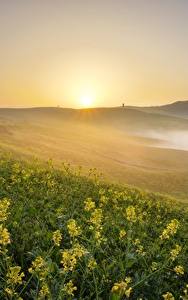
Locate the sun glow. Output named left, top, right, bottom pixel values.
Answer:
left=80, top=95, right=94, bottom=108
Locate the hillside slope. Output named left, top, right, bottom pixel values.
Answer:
left=0, top=156, right=187, bottom=299
left=129, top=100, right=188, bottom=119
left=0, top=107, right=188, bottom=200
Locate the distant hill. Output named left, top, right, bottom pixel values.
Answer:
left=0, top=105, right=188, bottom=133
left=129, top=100, right=188, bottom=118
left=157, top=100, right=188, bottom=117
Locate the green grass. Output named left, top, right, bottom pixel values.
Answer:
left=0, top=154, right=187, bottom=299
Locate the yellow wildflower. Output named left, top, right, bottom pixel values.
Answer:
left=72, top=243, right=86, bottom=258
left=29, top=256, right=48, bottom=281
left=95, top=230, right=101, bottom=240
left=61, top=243, right=86, bottom=272
left=61, top=249, right=77, bottom=272
left=119, top=229, right=127, bottom=239
left=52, top=230, right=62, bottom=246
left=63, top=280, right=77, bottom=296
left=29, top=256, right=44, bottom=272
left=39, top=282, right=50, bottom=298
left=67, top=219, right=81, bottom=238
left=88, top=258, right=97, bottom=271
left=0, top=225, right=10, bottom=246
left=99, top=188, right=105, bottom=196
left=111, top=277, right=132, bottom=298
left=7, top=266, right=24, bottom=285
left=0, top=198, right=10, bottom=222
left=151, top=262, right=158, bottom=271
left=133, top=239, right=146, bottom=256
left=162, top=292, right=175, bottom=300
left=174, top=265, right=184, bottom=275
left=84, top=198, right=95, bottom=211
left=125, top=287, right=132, bottom=298
left=126, top=206, right=137, bottom=223
left=90, top=208, right=103, bottom=227
left=160, top=219, right=180, bottom=240
left=180, top=284, right=188, bottom=300
left=99, top=195, right=108, bottom=206
left=170, top=244, right=182, bottom=261
left=5, top=288, right=13, bottom=296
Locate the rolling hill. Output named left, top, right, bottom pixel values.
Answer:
left=129, top=100, right=188, bottom=119
left=0, top=104, right=188, bottom=200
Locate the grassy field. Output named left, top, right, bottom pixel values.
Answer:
left=0, top=155, right=187, bottom=299
left=0, top=107, right=188, bottom=201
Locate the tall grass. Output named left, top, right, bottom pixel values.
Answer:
left=0, top=155, right=187, bottom=299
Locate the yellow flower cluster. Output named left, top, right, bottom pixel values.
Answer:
left=174, top=265, right=184, bottom=275
left=0, top=225, right=10, bottom=247
left=151, top=262, right=158, bottom=271
left=38, top=282, right=50, bottom=299
left=61, top=249, right=77, bottom=272
left=61, top=243, right=86, bottom=272
left=111, top=277, right=132, bottom=298
left=126, top=206, right=137, bottom=223
left=84, top=198, right=95, bottom=211
left=5, top=287, right=23, bottom=300
left=29, top=256, right=50, bottom=296
left=99, top=195, right=108, bottom=206
left=52, top=229, right=62, bottom=246
left=99, top=188, right=105, bottom=196
left=0, top=198, right=11, bottom=252
left=170, top=244, right=182, bottom=261
left=29, top=256, right=49, bottom=281
left=160, top=219, right=180, bottom=240
left=89, top=208, right=104, bottom=245
left=180, top=284, right=188, bottom=300
left=73, top=243, right=86, bottom=258
left=5, top=288, right=14, bottom=297
left=7, top=266, right=24, bottom=285
left=119, top=229, right=127, bottom=239
left=90, top=208, right=103, bottom=227
left=0, top=198, right=25, bottom=299
left=67, top=219, right=81, bottom=238
left=0, top=198, right=10, bottom=222
left=162, top=292, right=175, bottom=300
left=63, top=280, right=77, bottom=296
left=133, top=239, right=146, bottom=256
left=87, top=257, right=97, bottom=271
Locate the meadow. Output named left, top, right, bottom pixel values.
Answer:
left=0, top=154, right=187, bottom=299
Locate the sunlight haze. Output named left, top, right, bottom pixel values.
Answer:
left=0, top=0, right=188, bottom=108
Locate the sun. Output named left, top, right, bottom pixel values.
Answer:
left=80, top=95, right=94, bottom=108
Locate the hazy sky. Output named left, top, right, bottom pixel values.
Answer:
left=0, top=0, right=188, bottom=108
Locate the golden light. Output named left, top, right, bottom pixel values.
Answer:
left=80, top=95, right=94, bottom=108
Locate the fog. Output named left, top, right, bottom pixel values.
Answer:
left=137, top=130, right=188, bottom=151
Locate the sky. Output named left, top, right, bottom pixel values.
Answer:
left=0, top=0, right=188, bottom=108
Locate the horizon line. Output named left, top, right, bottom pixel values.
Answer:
left=0, top=99, right=187, bottom=110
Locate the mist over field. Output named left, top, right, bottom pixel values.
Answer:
left=136, top=129, right=188, bottom=151
left=0, top=101, right=188, bottom=200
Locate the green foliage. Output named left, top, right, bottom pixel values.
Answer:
left=0, top=155, right=187, bottom=299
